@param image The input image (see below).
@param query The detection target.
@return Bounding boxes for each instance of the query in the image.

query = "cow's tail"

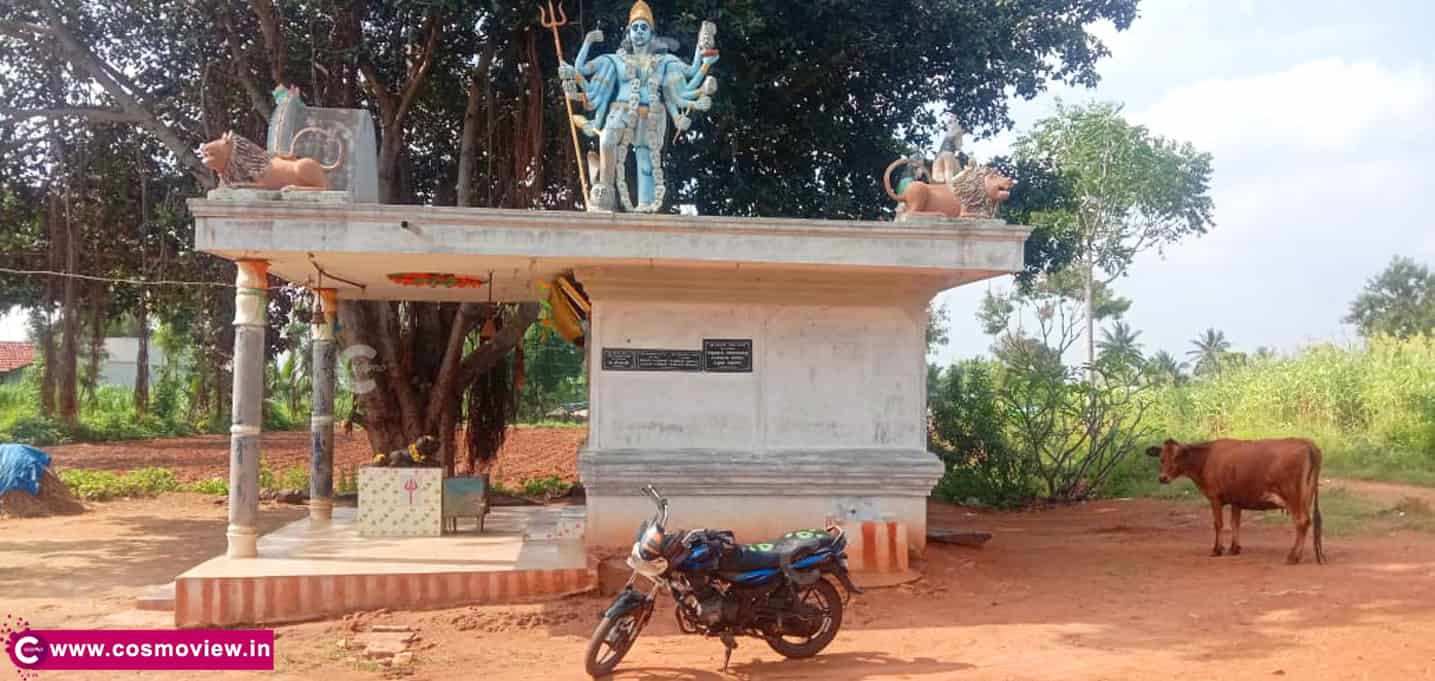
[1308,441,1326,565]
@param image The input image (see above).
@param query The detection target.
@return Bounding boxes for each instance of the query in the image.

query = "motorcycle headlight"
[636,523,666,560]
[627,546,668,577]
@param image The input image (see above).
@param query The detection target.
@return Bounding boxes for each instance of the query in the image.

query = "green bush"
[929,360,1037,507]
[0,380,37,414]
[150,366,187,424]
[188,478,229,496]
[1104,451,1207,500]
[335,468,358,495]
[520,475,572,497]
[512,420,587,429]
[2,415,68,446]
[58,467,180,501]
[278,466,310,491]
[263,398,299,431]
[1,382,201,445]
[58,470,125,500]
[126,467,181,493]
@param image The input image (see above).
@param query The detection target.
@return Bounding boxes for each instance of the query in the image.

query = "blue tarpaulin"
[0,443,51,497]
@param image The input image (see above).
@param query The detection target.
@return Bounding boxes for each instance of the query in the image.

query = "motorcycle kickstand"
[719,631,737,672]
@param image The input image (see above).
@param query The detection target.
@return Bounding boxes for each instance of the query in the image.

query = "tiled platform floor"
[174,506,594,627]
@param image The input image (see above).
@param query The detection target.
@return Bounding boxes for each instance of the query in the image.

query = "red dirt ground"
[2,475,1433,680]
[42,426,586,489]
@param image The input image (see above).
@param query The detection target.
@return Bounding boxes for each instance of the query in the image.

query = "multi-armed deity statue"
[552,0,719,213]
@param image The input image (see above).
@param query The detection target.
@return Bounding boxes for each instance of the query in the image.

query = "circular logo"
[6,629,47,668]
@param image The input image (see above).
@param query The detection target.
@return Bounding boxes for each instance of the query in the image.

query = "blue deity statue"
[558,0,719,212]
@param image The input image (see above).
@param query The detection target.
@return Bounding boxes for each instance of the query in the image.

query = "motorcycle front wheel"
[584,612,642,678]
[765,577,844,659]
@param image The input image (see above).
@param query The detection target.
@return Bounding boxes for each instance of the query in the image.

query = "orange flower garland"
[386,272,487,289]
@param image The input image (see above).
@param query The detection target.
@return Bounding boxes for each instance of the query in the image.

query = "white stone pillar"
[309,288,338,527]
[227,260,269,558]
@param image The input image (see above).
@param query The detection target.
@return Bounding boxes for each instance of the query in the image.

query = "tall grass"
[0,382,31,413]
[1141,334,1435,485]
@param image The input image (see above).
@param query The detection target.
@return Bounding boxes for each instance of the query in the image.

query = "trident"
[539,1,590,208]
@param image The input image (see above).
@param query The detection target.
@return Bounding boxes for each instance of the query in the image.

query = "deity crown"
[628,0,655,27]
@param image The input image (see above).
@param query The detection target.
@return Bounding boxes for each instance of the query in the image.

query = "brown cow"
[1147,438,1325,565]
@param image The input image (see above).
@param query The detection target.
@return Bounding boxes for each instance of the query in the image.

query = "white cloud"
[1136,59,1434,159]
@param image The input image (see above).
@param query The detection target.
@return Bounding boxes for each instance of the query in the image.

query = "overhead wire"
[3,256,369,293]
[0,266,284,290]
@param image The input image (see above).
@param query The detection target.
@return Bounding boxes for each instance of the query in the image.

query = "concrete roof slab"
[190,200,1031,301]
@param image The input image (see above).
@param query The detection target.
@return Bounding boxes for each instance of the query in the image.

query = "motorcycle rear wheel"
[584,613,641,678]
[765,578,844,659]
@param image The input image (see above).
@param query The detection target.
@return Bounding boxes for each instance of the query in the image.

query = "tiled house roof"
[0,341,35,373]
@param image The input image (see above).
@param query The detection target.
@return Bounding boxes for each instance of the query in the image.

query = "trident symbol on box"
[403,477,418,505]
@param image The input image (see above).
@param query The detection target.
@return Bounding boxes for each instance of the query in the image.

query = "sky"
[0,308,22,341]
[931,0,1435,367]
[5,0,1434,360]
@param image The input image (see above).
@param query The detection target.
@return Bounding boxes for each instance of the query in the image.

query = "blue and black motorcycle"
[584,485,863,677]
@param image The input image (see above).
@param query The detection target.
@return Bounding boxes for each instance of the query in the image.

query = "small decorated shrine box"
[357,467,443,537]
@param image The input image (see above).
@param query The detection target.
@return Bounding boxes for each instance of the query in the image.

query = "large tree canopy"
[1344,256,1435,340]
[1013,100,1214,374]
[1,0,1142,457]
[656,0,1140,218]
[3,0,1141,215]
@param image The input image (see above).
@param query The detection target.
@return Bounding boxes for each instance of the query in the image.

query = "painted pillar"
[309,288,338,526]
[227,260,269,558]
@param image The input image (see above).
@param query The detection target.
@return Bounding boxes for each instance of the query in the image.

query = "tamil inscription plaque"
[702,339,753,373]
[602,340,754,373]
[602,348,701,372]
[601,348,636,371]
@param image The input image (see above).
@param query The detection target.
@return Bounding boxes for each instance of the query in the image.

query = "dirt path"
[1328,476,1435,508]
[0,494,305,629]
[4,486,1433,681]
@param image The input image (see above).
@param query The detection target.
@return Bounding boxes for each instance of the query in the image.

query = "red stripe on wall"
[887,521,900,572]
[862,522,878,570]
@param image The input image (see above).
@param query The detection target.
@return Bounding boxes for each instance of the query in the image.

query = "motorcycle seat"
[723,528,838,571]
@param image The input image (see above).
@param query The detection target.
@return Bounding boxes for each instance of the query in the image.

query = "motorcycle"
[584,485,864,677]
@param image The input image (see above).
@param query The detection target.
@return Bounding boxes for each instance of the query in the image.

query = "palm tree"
[1188,328,1231,376]
[1097,320,1144,368]
[1145,350,1187,385]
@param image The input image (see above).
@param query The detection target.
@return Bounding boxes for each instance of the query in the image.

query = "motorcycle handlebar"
[640,485,669,524]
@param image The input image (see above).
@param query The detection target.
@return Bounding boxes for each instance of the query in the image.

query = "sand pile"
[0,469,86,518]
